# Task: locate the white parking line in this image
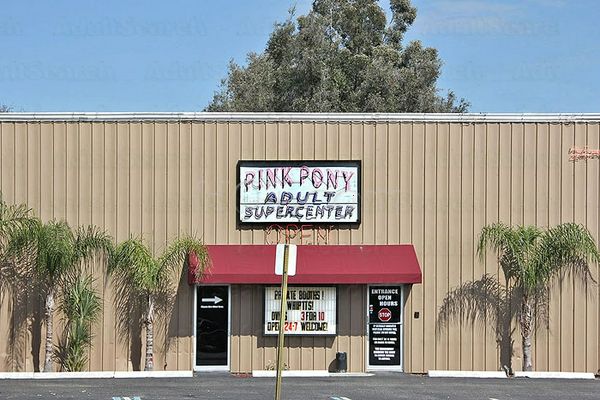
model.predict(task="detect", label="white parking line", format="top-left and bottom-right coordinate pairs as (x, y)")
top-left (330, 397), bottom-right (352, 400)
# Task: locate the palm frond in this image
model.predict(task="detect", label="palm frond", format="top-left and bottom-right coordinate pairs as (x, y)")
top-left (477, 223), bottom-right (538, 283)
top-left (437, 274), bottom-right (505, 334)
top-left (73, 225), bottom-right (114, 266)
top-left (536, 223), bottom-right (599, 289)
top-left (477, 223), bottom-right (511, 260)
top-left (109, 238), bottom-right (159, 292)
top-left (37, 221), bottom-right (77, 283)
top-left (0, 196), bottom-right (35, 247)
top-left (60, 274), bottom-right (102, 324)
top-left (157, 236), bottom-right (210, 279)
top-left (3, 217), bottom-right (42, 275)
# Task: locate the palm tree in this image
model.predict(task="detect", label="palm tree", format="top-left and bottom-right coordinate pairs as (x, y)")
top-left (57, 274), bottom-right (102, 371)
top-left (108, 236), bottom-right (209, 371)
top-left (5, 220), bottom-right (113, 372)
top-left (438, 222), bottom-right (599, 372)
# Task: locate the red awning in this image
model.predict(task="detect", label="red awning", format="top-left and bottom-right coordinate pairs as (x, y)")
top-left (196, 245), bottom-right (421, 284)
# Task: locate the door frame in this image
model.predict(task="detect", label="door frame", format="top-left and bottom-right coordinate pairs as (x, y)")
top-left (366, 284), bottom-right (404, 372)
top-left (193, 284), bottom-right (231, 372)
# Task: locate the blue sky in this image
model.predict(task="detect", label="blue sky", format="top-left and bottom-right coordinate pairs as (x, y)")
top-left (0, 0), bottom-right (598, 112)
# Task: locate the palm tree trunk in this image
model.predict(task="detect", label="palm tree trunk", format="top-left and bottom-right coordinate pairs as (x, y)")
top-left (520, 296), bottom-right (533, 372)
top-left (43, 289), bottom-right (54, 372)
top-left (144, 294), bottom-right (154, 371)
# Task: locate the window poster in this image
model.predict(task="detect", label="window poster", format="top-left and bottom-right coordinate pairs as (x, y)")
top-left (264, 286), bottom-right (337, 336)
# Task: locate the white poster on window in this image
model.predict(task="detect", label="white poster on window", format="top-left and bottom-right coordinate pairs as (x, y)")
top-left (264, 286), bottom-right (337, 335)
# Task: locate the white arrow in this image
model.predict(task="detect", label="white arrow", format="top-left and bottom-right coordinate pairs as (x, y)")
top-left (202, 295), bottom-right (223, 304)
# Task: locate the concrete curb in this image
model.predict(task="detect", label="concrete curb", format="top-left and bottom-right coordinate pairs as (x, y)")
top-left (252, 370), bottom-right (373, 378)
top-left (0, 372), bottom-right (35, 379)
top-left (33, 372), bottom-right (115, 379)
top-left (330, 372), bottom-right (375, 377)
top-left (514, 371), bottom-right (596, 380)
top-left (253, 370), bottom-right (330, 378)
top-left (428, 370), bottom-right (508, 379)
top-left (0, 371), bottom-right (193, 380)
top-left (113, 371), bottom-right (193, 379)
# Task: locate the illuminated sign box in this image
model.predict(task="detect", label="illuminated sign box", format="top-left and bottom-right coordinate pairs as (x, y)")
top-left (264, 286), bottom-right (337, 336)
top-left (238, 160), bottom-right (361, 224)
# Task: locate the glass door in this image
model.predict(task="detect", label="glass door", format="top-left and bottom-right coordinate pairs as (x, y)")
top-left (195, 285), bottom-right (230, 370)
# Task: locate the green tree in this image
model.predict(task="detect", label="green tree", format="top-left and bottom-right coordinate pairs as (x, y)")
top-left (5, 220), bottom-right (113, 372)
top-left (206, 0), bottom-right (468, 112)
top-left (108, 237), bottom-right (209, 371)
top-left (438, 223), bottom-right (599, 372)
top-left (57, 274), bottom-right (102, 372)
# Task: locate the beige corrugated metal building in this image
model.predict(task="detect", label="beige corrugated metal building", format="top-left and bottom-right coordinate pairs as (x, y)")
top-left (0, 112), bottom-right (599, 374)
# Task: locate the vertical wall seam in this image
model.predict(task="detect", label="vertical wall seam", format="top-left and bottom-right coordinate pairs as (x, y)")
top-left (164, 122), bottom-right (169, 249)
top-left (10, 123), bottom-right (14, 371)
top-left (433, 122), bottom-right (438, 367)
top-left (584, 122), bottom-right (589, 371)
top-left (409, 121), bottom-right (413, 369)
top-left (571, 123), bottom-right (575, 371)
top-left (25, 123), bottom-right (30, 371)
top-left (101, 122), bottom-right (109, 369)
top-left (92, 122), bottom-right (99, 371)
top-left (152, 121), bottom-right (157, 255)
top-left (362, 122), bottom-right (365, 246)
top-left (62, 123), bottom-right (67, 219)
top-left (386, 122), bottom-right (390, 244)
top-left (202, 122), bottom-right (206, 243)
top-left (483, 122), bottom-right (488, 368)
top-left (546, 123), bottom-right (551, 370)
top-left (459, 124), bottom-right (463, 369)
top-left (519, 123), bottom-right (523, 225)
top-left (446, 123), bottom-right (450, 369)
top-left (128, 123), bottom-right (132, 245)
top-left (534, 123), bottom-right (539, 368)
top-left (176, 121), bottom-right (181, 369)
top-left (559, 123), bottom-right (563, 369)
top-left (471, 124), bottom-right (476, 370)
top-left (226, 122), bottom-right (230, 244)
top-left (373, 124), bottom-right (377, 246)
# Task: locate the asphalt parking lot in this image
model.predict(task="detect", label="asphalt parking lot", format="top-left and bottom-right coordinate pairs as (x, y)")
top-left (0, 372), bottom-right (599, 400)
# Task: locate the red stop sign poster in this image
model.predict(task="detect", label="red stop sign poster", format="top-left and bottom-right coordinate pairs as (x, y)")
top-left (378, 307), bottom-right (392, 322)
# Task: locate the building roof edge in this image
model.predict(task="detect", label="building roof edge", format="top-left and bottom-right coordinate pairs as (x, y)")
top-left (0, 112), bottom-right (599, 122)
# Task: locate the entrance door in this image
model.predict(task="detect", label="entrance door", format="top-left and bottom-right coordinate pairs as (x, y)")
top-left (367, 285), bottom-right (403, 371)
top-left (195, 285), bottom-right (230, 370)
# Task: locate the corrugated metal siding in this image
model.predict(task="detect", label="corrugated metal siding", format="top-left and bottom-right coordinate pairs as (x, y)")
top-left (0, 120), bottom-right (599, 373)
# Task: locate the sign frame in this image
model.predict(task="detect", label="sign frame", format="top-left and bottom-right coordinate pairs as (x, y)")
top-left (275, 243), bottom-right (297, 276)
top-left (366, 285), bottom-right (404, 372)
top-left (193, 284), bottom-right (232, 372)
top-left (236, 160), bottom-right (361, 226)
top-left (263, 285), bottom-right (338, 336)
